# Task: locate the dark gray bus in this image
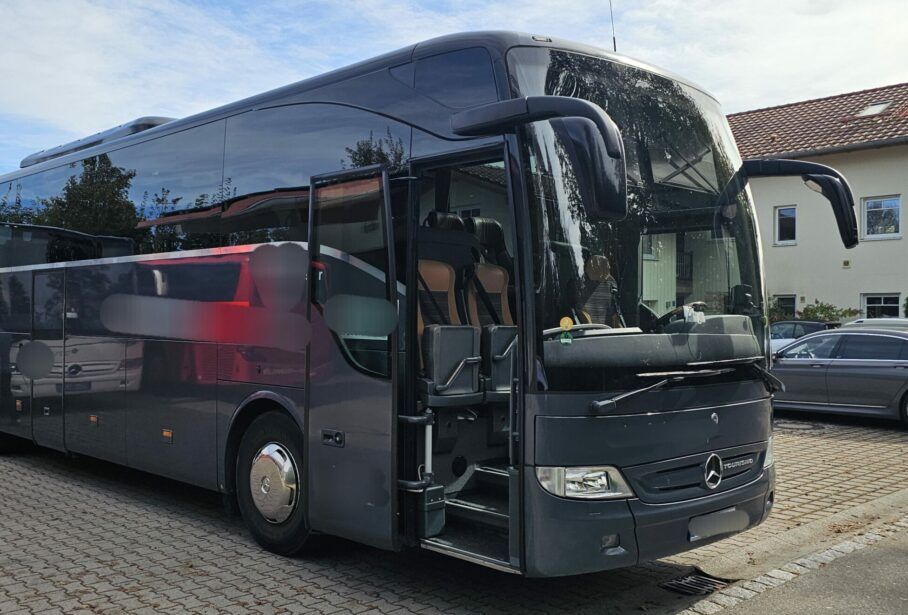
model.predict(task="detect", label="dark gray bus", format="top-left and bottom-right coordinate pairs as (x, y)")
top-left (0, 32), bottom-right (859, 577)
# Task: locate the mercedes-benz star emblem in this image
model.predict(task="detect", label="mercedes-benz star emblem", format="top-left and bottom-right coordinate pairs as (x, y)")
top-left (703, 453), bottom-right (723, 490)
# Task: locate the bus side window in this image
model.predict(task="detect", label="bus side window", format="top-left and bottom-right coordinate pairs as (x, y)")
top-left (415, 48), bottom-right (499, 109)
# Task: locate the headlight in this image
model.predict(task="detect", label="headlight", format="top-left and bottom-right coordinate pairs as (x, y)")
top-left (536, 466), bottom-right (635, 500)
top-left (763, 437), bottom-right (774, 468)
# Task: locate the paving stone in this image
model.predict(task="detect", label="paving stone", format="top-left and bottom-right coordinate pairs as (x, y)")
top-left (1, 416), bottom-right (906, 613)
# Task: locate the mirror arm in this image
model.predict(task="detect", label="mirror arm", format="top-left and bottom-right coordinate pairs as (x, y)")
top-left (452, 96), bottom-right (624, 159)
top-left (740, 158), bottom-right (858, 249)
top-left (742, 158), bottom-right (848, 187)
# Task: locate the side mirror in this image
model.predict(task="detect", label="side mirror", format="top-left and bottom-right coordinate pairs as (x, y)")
top-left (742, 159), bottom-right (859, 248)
top-left (801, 174), bottom-right (858, 248)
top-left (452, 96), bottom-right (627, 220)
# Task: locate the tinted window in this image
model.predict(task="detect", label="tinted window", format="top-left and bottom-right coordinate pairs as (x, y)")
top-left (223, 104), bottom-right (409, 247)
top-left (771, 323), bottom-right (795, 339)
top-left (838, 334), bottom-right (905, 360)
top-left (313, 174), bottom-right (394, 377)
top-left (0, 272), bottom-right (32, 333)
top-left (415, 48), bottom-right (498, 109)
top-left (109, 121), bottom-right (225, 254)
top-left (0, 164), bottom-right (75, 225)
top-left (782, 335), bottom-right (839, 359)
top-left (792, 323), bottom-right (821, 338)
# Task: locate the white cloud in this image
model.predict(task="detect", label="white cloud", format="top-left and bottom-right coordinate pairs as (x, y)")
top-left (1, 0), bottom-right (907, 170)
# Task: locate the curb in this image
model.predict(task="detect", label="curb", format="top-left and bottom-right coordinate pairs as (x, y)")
top-left (676, 513), bottom-right (908, 615)
top-left (694, 486), bottom-right (908, 579)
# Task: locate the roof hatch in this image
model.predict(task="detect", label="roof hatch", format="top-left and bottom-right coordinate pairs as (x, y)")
top-left (19, 116), bottom-right (176, 169)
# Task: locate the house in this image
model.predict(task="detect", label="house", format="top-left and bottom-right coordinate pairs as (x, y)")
top-left (728, 83), bottom-right (908, 319)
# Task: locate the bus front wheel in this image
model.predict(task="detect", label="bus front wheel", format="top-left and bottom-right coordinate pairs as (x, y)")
top-left (236, 411), bottom-right (310, 555)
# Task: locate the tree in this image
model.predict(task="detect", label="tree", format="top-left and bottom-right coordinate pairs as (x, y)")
top-left (35, 154), bottom-right (138, 239)
top-left (0, 181), bottom-right (35, 224)
top-left (343, 128), bottom-right (405, 168)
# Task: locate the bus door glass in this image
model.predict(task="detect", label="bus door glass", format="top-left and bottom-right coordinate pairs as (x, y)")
top-left (306, 167), bottom-right (399, 549)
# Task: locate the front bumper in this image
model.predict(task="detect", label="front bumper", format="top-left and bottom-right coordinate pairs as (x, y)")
top-left (523, 464), bottom-right (775, 577)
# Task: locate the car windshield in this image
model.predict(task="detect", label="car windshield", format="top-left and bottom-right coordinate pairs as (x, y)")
top-left (508, 47), bottom-right (765, 391)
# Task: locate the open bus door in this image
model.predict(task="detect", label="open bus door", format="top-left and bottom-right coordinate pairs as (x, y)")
top-left (305, 167), bottom-right (400, 549)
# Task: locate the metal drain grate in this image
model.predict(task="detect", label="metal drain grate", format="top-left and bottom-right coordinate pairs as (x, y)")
top-left (660, 572), bottom-right (729, 596)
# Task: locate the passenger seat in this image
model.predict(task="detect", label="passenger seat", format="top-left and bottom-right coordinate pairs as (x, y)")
top-left (417, 243), bottom-right (482, 407)
top-left (464, 217), bottom-right (517, 400)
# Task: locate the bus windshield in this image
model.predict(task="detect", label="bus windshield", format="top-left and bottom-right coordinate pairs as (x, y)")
top-left (509, 47), bottom-right (765, 391)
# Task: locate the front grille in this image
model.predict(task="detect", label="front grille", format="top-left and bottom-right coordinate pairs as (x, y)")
top-left (623, 443), bottom-right (765, 504)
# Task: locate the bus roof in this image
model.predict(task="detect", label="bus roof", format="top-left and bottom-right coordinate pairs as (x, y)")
top-left (0, 31), bottom-right (713, 184)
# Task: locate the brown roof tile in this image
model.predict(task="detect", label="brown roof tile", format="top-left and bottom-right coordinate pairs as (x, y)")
top-left (727, 83), bottom-right (908, 158)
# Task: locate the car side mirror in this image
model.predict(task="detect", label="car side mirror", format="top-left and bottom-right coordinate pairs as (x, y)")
top-left (452, 96), bottom-right (627, 220)
top-left (742, 159), bottom-right (859, 248)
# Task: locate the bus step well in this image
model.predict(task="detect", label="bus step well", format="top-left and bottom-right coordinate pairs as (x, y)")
top-left (446, 489), bottom-right (509, 528)
top-left (421, 516), bottom-right (512, 572)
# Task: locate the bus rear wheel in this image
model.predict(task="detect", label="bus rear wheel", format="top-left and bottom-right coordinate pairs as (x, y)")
top-left (236, 411), bottom-right (310, 556)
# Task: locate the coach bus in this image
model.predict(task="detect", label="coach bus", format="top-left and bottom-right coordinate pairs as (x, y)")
top-left (0, 32), bottom-right (858, 577)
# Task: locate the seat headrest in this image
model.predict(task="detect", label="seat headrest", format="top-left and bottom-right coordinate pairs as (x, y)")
top-left (585, 255), bottom-right (613, 281)
top-left (464, 216), bottom-right (505, 249)
top-left (425, 211), bottom-right (465, 231)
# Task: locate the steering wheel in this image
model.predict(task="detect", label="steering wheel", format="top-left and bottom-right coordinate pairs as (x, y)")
top-left (655, 301), bottom-right (708, 328)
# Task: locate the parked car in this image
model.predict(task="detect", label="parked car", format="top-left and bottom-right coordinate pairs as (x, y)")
top-left (769, 320), bottom-right (839, 353)
top-left (842, 317), bottom-right (908, 331)
top-left (772, 329), bottom-right (908, 424)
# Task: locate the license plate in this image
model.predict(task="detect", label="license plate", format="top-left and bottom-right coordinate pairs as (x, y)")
top-left (689, 507), bottom-right (749, 542)
top-left (60, 382), bottom-right (92, 392)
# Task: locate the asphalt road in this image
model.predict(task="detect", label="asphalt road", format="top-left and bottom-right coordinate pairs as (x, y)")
top-left (732, 529), bottom-right (908, 615)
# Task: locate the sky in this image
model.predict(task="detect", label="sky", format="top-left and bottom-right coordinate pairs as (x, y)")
top-left (1, 0), bottom-right (907, 173)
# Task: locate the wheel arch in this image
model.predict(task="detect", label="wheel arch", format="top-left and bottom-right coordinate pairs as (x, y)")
top-left (223, 391), bottom-right (304, 496)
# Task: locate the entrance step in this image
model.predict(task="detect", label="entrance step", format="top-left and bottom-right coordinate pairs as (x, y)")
top-left (421, 517), bottom-right (514, 573)
top-left (446, 488), bottom-right (509, 529)
top-left (473, 464), bottom-right (509, 488)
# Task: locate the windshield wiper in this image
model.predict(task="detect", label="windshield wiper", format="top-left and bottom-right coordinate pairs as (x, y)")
top-left (589, 368), bottom-right (733, 413)
top-left (688, 356), bottom-right (785, 394)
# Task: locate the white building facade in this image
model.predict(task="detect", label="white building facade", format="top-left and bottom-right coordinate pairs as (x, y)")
top-left (729, 84), bottom-right (908, 320)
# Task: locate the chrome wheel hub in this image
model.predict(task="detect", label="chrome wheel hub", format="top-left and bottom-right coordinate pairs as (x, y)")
top-left (249, 442), bottom-right (299, 524)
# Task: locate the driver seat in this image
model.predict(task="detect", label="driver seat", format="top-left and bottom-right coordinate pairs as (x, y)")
top-left (580, 255), bottom-right (619, 327)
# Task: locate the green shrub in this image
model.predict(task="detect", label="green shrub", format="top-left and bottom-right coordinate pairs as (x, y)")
top-left (797, 299), bottom-right (860, 323)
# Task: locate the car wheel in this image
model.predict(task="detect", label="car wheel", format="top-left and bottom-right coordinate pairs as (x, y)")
top-left (901, 393), bottom-right (908, 429)
top-left (236, 411), bottom-right (310, 556)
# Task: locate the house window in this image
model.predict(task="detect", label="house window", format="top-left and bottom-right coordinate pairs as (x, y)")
top-left (863, 294), bottom-right (900, 318)
top-left (863, 195), bottom-right (900, 239)
top-left (774, 206), bottom-right (797, 245)
top-left (641, 234), bottom-right (656, 259)
top-left (774, 295), bottom-right (797, 318)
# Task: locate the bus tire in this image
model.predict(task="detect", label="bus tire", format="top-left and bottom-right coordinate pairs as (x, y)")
top-left (236, 411), bottom-right (310, 556)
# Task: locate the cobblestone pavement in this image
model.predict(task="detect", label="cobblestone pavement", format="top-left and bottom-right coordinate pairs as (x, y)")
top-left (1, 412), bottom-right (906, 615)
